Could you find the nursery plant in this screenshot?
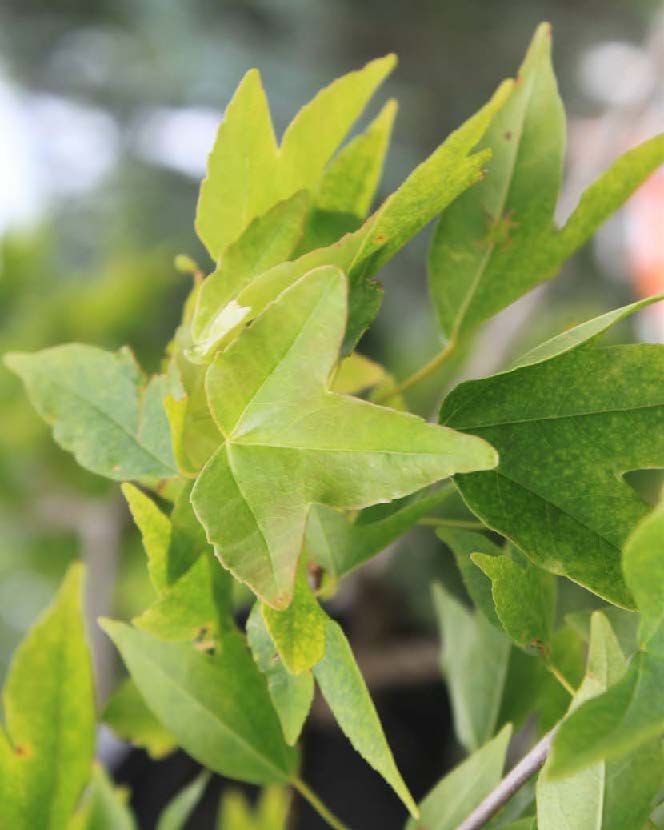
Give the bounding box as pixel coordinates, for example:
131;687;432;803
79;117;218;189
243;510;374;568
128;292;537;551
4;21;664;830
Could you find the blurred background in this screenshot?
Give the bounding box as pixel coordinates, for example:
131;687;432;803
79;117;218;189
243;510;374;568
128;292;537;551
2;1;664;827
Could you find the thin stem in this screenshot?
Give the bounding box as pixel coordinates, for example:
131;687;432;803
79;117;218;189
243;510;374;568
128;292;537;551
418;517;485;530
374;339;456;404
544;658;576;697
453;726;558;830
292;778;351;830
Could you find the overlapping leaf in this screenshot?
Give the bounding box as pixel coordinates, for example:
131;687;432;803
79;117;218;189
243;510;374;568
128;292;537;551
0;565;95;829
429;22;664;343
306;486;451;580
441;293;664;606
473;547;556;651
313;618;418;817
432;582;511;751
102;678;176;760
123;482;232;640
549;498;664;777
101;622;298;785
68;765;136;830
246;604;314;746
192;266;497;608
405;724;512;830
538;613;663;829
195;56;396;261
5;344;177;481
190;79;512;357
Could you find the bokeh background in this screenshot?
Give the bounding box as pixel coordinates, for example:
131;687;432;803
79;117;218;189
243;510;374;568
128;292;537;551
2;1;664;827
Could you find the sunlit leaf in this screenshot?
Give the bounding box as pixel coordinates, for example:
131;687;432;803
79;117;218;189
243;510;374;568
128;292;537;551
5;345;177;481
313;619;418;817
192;266;496;608
0;564;95;829
101;621;298;785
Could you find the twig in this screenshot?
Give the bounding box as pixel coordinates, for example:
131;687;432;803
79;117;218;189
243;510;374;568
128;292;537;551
453;727;558;830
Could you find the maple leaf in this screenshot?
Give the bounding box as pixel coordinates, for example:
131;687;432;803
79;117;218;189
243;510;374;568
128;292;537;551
191;265;497;607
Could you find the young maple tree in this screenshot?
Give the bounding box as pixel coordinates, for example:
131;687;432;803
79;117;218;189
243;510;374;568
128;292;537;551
3;22;664;830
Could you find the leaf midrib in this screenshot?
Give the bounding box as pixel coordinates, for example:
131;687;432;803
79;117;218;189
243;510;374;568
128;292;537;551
45;371;176;474
124;638;290;782
450;400;663;432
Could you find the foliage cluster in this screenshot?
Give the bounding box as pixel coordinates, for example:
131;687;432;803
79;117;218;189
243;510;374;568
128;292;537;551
4;23;664;830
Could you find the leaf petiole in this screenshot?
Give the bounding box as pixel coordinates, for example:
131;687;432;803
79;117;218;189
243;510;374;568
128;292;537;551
292;778;352;830
419;517;485;530
374;338;456;403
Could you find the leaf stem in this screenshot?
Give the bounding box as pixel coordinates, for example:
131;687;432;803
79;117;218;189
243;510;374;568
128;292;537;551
292;778;351;830
418;517;485;530
544;658;576;697
374;339;456;403
453;726;558;830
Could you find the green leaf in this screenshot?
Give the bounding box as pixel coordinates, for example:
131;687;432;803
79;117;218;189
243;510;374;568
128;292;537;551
133;554;221;641
536;625;585;734
101;621;298;785
429;23;664;342
123;481;233;640
313;618;418;817
217;787;290;830
622;497;664;655
538;613;663;830
156;772;209;830
437;528;503;629
195;68;278;261
189;80;512;358
192;266;497;608
68;765;136;830
472;547;556;650
441;293;664;606
307;485;452;580
102;678;176;760
122;482;172;593
330;351;388;396
195;57;396;261
191;192;311;362
262;568;327;674
0;564;95;829
405;724;512;830
5;344;177;481
246;603;314;745
548;500;664;776
317;100;396;219
432;582;511;751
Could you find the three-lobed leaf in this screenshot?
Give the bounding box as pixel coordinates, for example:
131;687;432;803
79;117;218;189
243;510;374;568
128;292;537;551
191;266;497;608
429;22;664;344
102;678;176;760
195;56;396;261
441;293;664;606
